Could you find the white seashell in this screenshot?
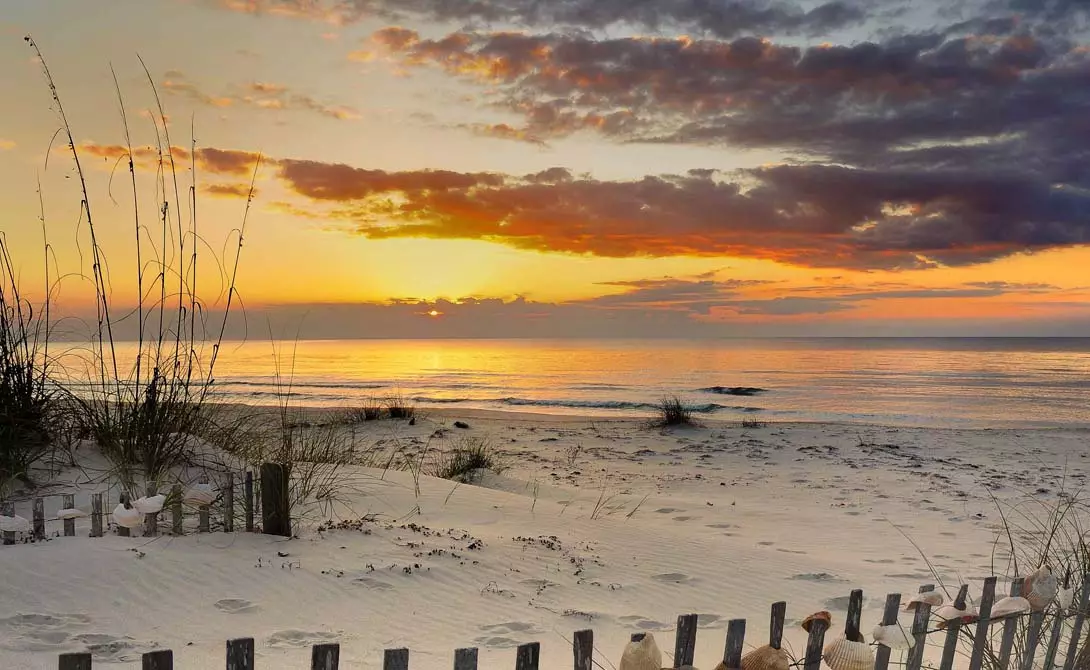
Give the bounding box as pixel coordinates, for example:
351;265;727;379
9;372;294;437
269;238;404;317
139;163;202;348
132;495;165;515
904;592;944;610
872;623;915;650
1059;587;1075;610
56;508;88;520
738;644;790;670
990;596;1031;619
1024;565;1059;611
112;503;142;529
934;603;978;627
0;514;31;533
619;632;662;670
183;484;216;506
823;636;874;670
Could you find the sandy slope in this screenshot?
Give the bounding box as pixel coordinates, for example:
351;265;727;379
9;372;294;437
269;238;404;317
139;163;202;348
1;411;1087;669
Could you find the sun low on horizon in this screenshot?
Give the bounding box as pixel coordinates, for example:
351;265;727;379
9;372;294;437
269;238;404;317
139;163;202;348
1;0;1089;339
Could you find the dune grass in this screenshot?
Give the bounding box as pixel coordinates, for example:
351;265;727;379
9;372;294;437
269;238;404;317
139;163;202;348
648;395;699;428
430;436;505;482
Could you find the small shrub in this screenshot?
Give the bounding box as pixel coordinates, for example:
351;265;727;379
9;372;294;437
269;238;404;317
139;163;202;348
648;395;698;428
385;393;415;420
431;437;504;482
341;397;386;423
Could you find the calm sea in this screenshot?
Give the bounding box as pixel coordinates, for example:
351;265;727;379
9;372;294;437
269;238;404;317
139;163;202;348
139;337;1090;429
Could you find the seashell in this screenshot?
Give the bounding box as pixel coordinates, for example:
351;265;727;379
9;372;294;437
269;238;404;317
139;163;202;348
1058;587;1075;611
619;632;662;670
112;503;142;529
56;508;88;520
132;495;165;515
183;484;216;506
990;596;1031;619
872;623;915;650
0;514;31;533
802;611;832;632
823;636;874;670
1023;565;1058;611
739;644;790;670
934;602;978;629
904;592;944;611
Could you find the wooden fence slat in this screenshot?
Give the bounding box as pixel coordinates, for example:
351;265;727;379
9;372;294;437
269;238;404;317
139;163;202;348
845;589;864;642
999;578;1025;669
244;471;254;532
261;462;291;537
2;501;14;545
454;647;479;670
142;650;173;670
1021;611;1045;670
968;576;998;670
874;593;902;670
144;485;157;537
226;637;255;670
58;652;93;670
171;485;183;535
1062;574;1090;670
224;473;235;533
63;494;75;537
33;497;45;538
515;642;540;670
939;584;970;670
90;493;102;538
722;619;746;668
384;647;409;670
573;629;592;670
770;601;786;649
674;613;698;667
1043;572;1072;670
117;493;131;537
802;612;830;670
312;643;340;670
906;584;935;670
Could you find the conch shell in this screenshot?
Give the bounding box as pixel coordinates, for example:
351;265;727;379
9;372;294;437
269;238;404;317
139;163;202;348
823;637;875;670
738;645;790;670
904;592;943;611
1023;565;1058;611
990;596;1031;619
619;632;662;670
801;611;832;632
872;623;915;650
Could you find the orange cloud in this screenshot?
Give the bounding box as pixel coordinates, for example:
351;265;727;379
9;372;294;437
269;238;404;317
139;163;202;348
78;142;263;176
202;182;258;198
161;72;359;121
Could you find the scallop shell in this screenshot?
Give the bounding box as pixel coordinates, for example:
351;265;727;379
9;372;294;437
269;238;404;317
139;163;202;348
183;484;216;506
56;508;88;520
802;611;832;632
0;514;31;533
1058;587;1075;611
112;503;142;529
990;596;1031;619
872;623;915;650
823;636;875;670
619;632;662;670
934;603;978;629
1024;565;1058;611
904;592;944;611
738;644;790;670
132;494;165;515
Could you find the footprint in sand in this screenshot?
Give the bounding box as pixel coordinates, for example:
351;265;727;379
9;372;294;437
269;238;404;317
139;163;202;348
70;633;154;662
651;572;694;585
474;622;541;648
214;599;257;614
864;558;896;564
705;523;736;529
824;595;866;611
654;508;682;514
791;573;848;583
619;615;670;631
0;613;93;653
672;516;697;522
0;613;92;630
266;630;339;649
352;577;394;591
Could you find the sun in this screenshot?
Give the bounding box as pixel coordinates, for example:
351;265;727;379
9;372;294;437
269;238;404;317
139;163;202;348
427;310;441;317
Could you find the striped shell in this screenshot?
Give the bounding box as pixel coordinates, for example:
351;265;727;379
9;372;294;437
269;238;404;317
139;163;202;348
112;503;142;529
1024;565;1058;611
740;645;791;670
802;611;832;632
823;637;875;670
990;596;1031;619
619;632;662;670
872;623;915;650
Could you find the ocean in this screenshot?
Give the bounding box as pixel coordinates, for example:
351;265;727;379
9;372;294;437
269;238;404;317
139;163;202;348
142;337;1090;429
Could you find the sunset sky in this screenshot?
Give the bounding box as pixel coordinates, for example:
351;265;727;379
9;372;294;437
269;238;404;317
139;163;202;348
2;0;1089;338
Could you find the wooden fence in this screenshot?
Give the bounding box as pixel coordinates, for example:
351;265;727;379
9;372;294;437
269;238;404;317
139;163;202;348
49;576;1090;669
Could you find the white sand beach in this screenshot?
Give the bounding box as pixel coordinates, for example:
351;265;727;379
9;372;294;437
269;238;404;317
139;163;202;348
1;410;1087;669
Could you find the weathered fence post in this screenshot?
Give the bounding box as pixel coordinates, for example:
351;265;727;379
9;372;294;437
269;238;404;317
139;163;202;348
845;589;864;641
33;497;45;538
2;501;15;544
171;484;182;535
384;647;409;670
906;584;935;670
142;649;173;669
454;647;479;670
722;619;746;668
1063;574;1090;670
90;493;103;538
62;494;75;537
312;643;340;670
260;462;291;537
226;637;255;670
874;593;902;670
117;493;131;537
968;576;997;670
144;485;157;537
674;613;698;667
1022;610;1046;670
939;584;970;670
224;473;235;533
770;601;786;649
58;652;93;670
515;642;540;670
999;578;1025;669
802;610;830;670
1043;571;1072;670
573;629;593;670
244;471;254;532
